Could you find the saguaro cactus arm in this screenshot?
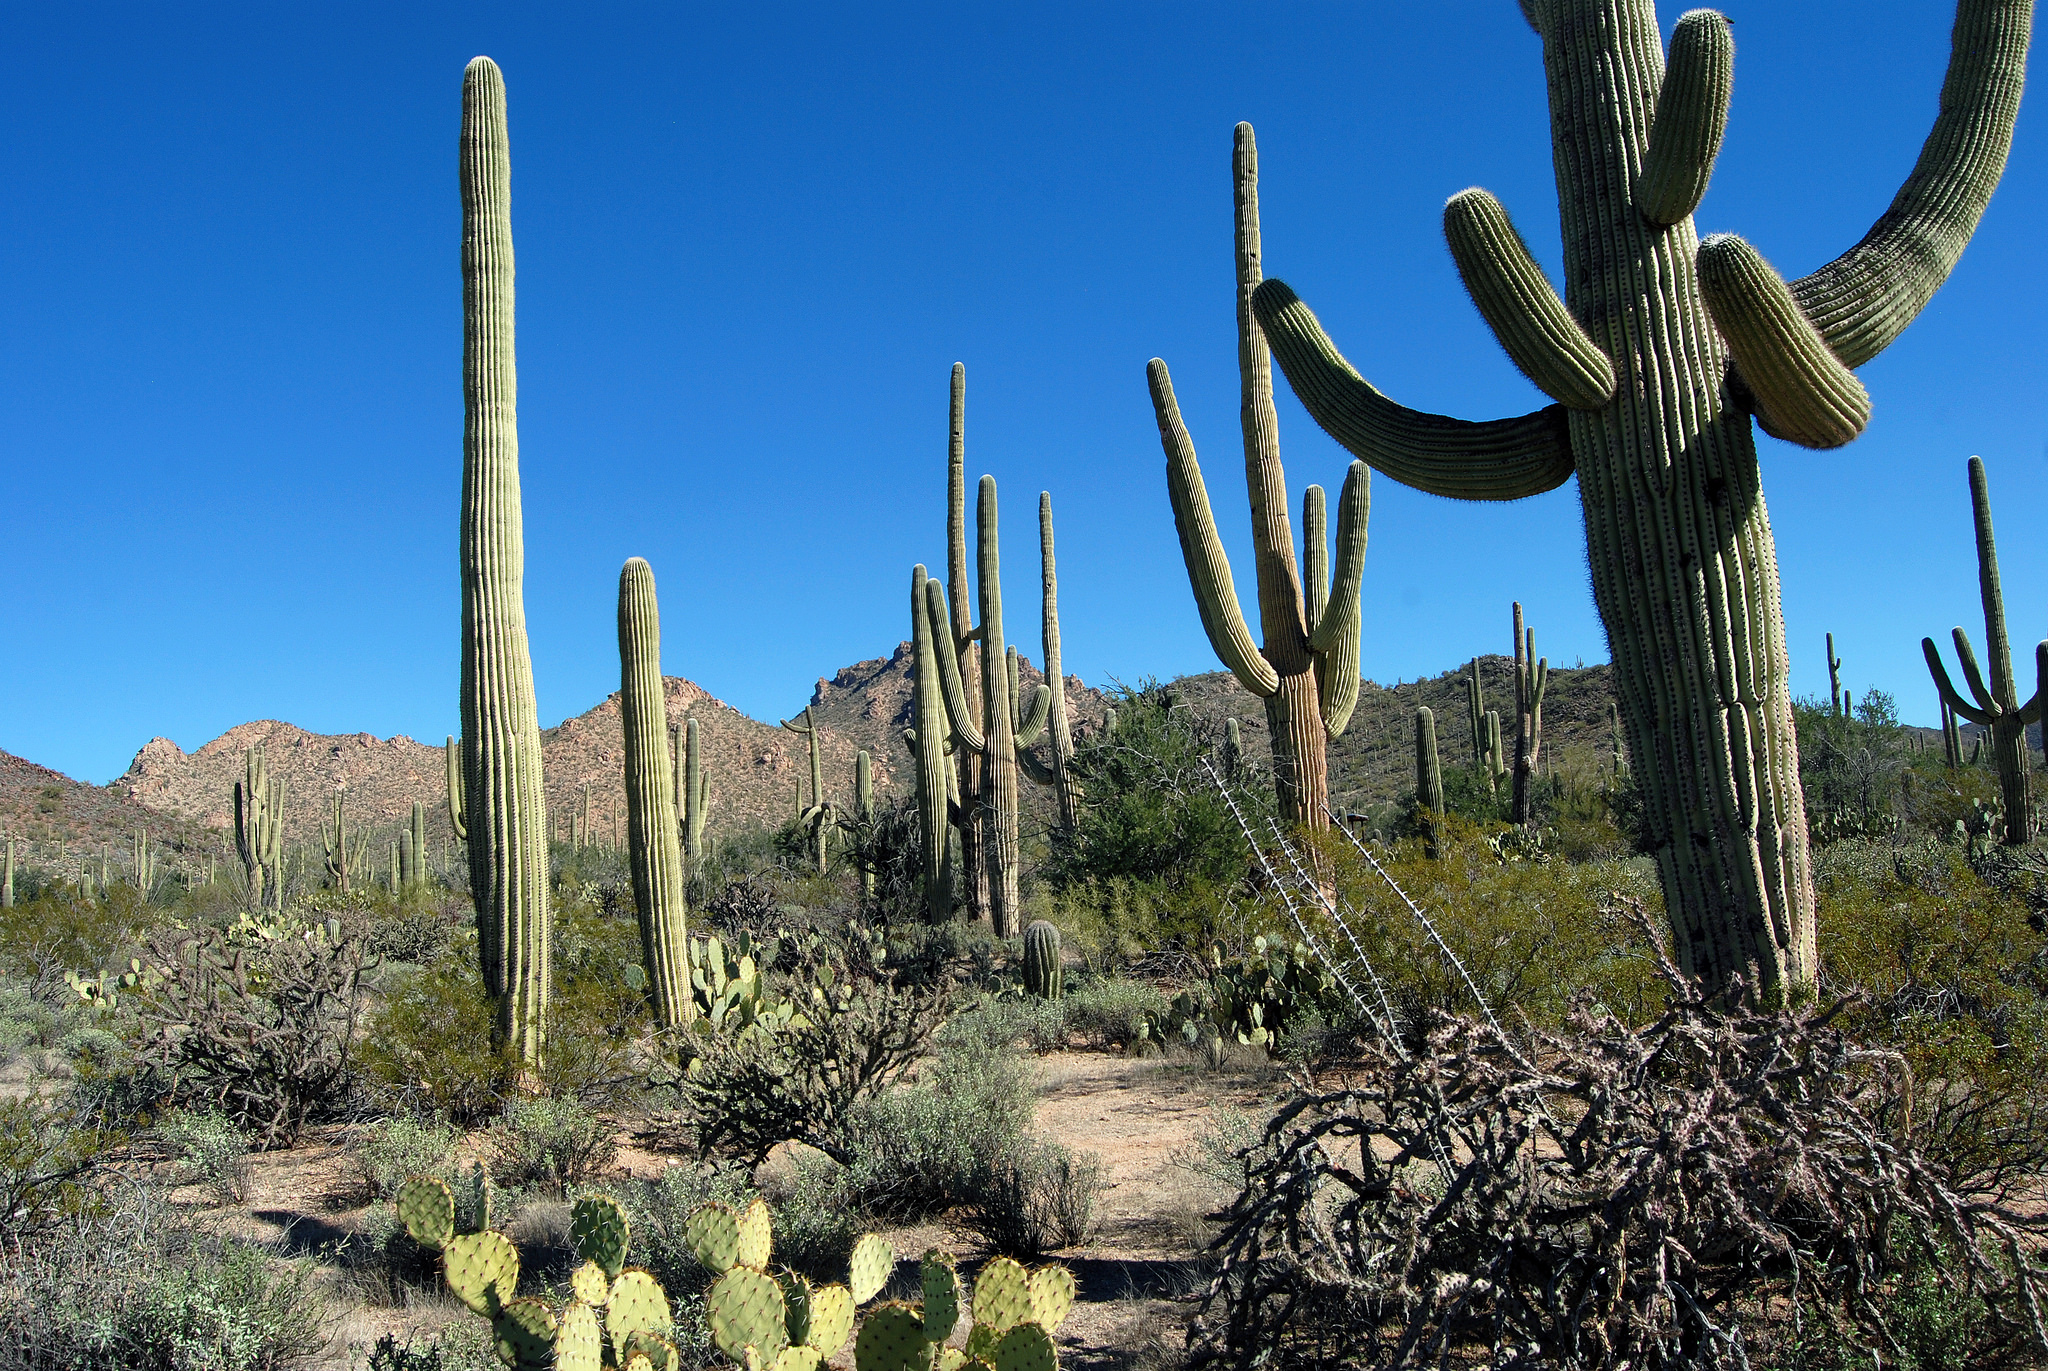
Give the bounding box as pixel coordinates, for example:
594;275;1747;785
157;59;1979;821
1443;189;1616;410
445;737;468;841
1249;282;1577;501
925;578;988;754
1635;9;1735;227
1307;460;1370;736
1006;647;1053;748
1788;0;2032;368
1696;235;1870;449
1152;361;1281;698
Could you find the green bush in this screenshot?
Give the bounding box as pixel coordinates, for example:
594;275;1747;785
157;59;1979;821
158;1109;251;1206
348;1112;458;1203
0;1096;116;1246
1063;974;1169;1051
354;952;509;1127
761;1147;862;1277
613;1163;756;1297
963;1138;1104;1257
488;1097;617;1193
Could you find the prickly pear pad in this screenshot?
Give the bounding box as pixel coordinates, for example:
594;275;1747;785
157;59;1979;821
443;1229;519;1317
707;1267;790;1361
936;1349;969;1371
992;1322;1057;1371
804;1282;855;1355
622;1329;680;1371
555;1300;603;1371
780;1273;814;1347
395;1175;455;1251
606;1270;673;1358
683;1201;742;1274
1025;1265;1075;1331
972;1257;1032;1334
570;1259;611;1307
770;1346;823;1371
623;1356;654;1371
736;1196;773;1269
491;1297;557;1369
852;1302;930;1371
849;1232;895;1305
570;1194;631;1279
921;1249;962;1343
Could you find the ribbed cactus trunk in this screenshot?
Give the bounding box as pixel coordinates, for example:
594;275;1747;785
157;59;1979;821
458;56;551;1065
909;563;954;922
1510;602;1547;827
946;365;990;924
976;477;1023;937
1037;493;1080;829
617;558;691;1027
676;718;708;876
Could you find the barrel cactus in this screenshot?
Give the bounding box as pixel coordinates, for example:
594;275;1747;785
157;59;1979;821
455;56;551;1061
1022;920;1062;1001
1235;1;2029;997
618;557;692;1027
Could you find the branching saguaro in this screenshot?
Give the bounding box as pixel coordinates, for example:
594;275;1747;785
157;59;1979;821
1146;124;1371;831
1923;456;2043;846
1245;1;2029;996
456;56;551;1064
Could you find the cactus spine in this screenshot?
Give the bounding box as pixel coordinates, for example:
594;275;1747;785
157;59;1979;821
1022;919;1063;1000
907;563;955;922
675;717;708;877
617;557;692;1027
1247;2;2029;995
233;746;284;912
1145;125;1372;833
780;707;834;875
457;56;551;1064
1510;603;1548;828
1923;456;2043;845
926;476;1051;938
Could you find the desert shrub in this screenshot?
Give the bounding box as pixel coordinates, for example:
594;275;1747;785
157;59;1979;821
964;1138;1104;1258
1199;920;2048;1370
488;1097;617;1192
613;1162;756;1296
349;1112;458;1203
0;1096;116;1246
354;951;509;1127
129;917;373;1146
357;1326;498;1371
0;981;78;1060
1798;691;1912;840
1063;973;1170;1050
158;1108;251;1206
0;1181;327;1371
762;1147;863;1276
0;883;150;994
839;796;932;924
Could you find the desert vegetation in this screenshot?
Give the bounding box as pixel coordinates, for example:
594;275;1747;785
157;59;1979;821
4;2;2047;1369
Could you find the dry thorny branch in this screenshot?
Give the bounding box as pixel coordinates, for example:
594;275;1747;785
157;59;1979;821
1195;898;2048;1370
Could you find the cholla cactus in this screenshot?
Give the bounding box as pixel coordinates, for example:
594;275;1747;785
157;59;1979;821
1022;920;1062;1001
1241;1;2029;997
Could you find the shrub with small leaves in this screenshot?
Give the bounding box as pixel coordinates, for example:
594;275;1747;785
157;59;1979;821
488;1096;617;1193
350;1112;458;1203
158;1108;251;1206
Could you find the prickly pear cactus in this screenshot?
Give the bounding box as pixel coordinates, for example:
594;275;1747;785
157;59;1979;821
396;1175;456;1251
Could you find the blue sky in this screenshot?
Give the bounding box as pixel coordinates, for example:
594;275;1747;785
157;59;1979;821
2;2;2041;784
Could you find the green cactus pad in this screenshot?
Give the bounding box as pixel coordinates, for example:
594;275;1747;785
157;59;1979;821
768;1347;823;1371
972;1257;1032;1334
1026;1266;1075;1332
555;1300;602;1371
993;1323;1057;1371
621;1330;680;1371
805;1282;855;1356
965;1323;999;1363
707;1267;790;1362
570;1259;611;1307
395;1175;456;1251
921;1250;962;1343
443;1230;519;1318
570;1194;631;1280
683;1201;742;1273
623;1356;653;1371
852;1302;930;1371
780;1273;814;1347
849;1232;895;1305
491;1297;557;1370
606;1269;673;1359
736;1196;773;1270
936;1351;969;1371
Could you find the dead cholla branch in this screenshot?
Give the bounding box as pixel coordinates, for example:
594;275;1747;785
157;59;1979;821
1195;898;2048;1370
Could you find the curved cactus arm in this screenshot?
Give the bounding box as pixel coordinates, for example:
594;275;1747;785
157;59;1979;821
1443;189;1616;410
1150;359;1282;698
1696;235;1870;449
1788;0;2031;368
1301;485;1329;638
1014;683;1053;750
1309;460;1369;737
924;578;988;753
445;738;468;842
1250;280;1577;501
1636;9;1735;227
1925;636;1994;725
1952;626;2003;714
2028;642;2048;726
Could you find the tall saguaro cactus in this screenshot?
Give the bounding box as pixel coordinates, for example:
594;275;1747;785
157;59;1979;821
233;745;284;912
1243;1;2030;997
617;557;691;1027
1923;456;2043;846
1023;492;1081;829
1827;634;1847;718
1511;603;1548;828
925;476;1053;937
322;790;366;892
1146;125;1371;831
944;365;990;922
780;707;833;875
675;718;708;876
906;563;956;922
457;56;551;1064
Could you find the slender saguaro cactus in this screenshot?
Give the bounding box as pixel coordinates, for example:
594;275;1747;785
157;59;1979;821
617;557;691;1027
1416;705;1445;859
1511;604;1549;827
1942;697;1965;769
1466;659;1508;793
1147;125;1372;832
779;707;834;875
675;718;708;876
926;478;1052;937
853;749;876;897
1826;634;1846;717
1220;716;1243;781
1022;492;1081;829
1244;0;2030;996
233;746;283;912
945;365;989;923
457;56;551;1064
2;837;12;909
1923;456;2044;845
907;563;956;922
321;791;362;891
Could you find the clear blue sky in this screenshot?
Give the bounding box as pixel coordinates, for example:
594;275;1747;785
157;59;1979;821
2;3;2041;783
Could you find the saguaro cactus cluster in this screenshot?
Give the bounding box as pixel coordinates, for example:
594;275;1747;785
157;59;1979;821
1511;603;1548;828
1923;456;2043;846
1146;126;1371;833
233;745;284;912
1467;660;1506;793
780;706;834;875
455;56;552;1064
906;563;956;923
1238;0;2030;996
618;557;692;1027
321;790;367;892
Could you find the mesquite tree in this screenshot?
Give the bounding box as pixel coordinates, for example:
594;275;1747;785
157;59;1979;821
1242;1;2029;998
